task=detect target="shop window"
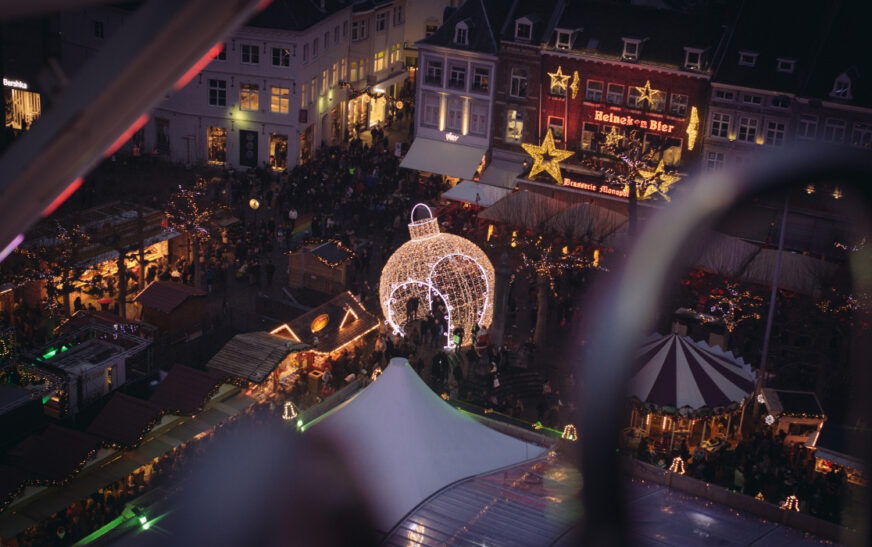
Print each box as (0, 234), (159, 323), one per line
(607, 83), (623, 105)
(208, 79), (226, 106)
(272, 47), (290, 67)
(581, 123), (597, 150)
(737, 117), (757, 142)
(4, 87), (41, 130)
(241, 44), (259, 64)
(710, 112), (730, 138)
(506, 109), (523, 142)
(469, 101), (488, 136)
(240, 83), (259, 111)
(586, 80), (603, 102)
(765, 121), (785, 146)
(510, 68), (527, 98)
(472, 67), (489, 92)
(270, 133), (288, 170)
(547, 116), (564, 142)
(271, 87), (289, 114)
(797, 115), (817, 140)
(669, 93), (688, 117)
(207, 126), (227, 164)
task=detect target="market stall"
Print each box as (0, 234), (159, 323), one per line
(759, 388), (826, 446)
(627, 332), (756, 453)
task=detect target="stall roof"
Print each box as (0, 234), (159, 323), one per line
(763, 389), (825, 418)
(86, 393), (164, 449)
(135, 281), (208, 314)
(206, 332), (307, 384)
(8, 425), (100, 483)
(149, 364), (226, 415)
(479, 158), (523, 189)
(400, 137), (486, 180)
(271, 291), (378, 355)
(308, 240), (354, 267)
(441, 181), (511, 208)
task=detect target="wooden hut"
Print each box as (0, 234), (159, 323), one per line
(206, 331), (309, 385)
(287, 240), (355, 294)
(135, 281), (208, 338)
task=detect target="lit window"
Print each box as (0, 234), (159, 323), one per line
(710, 112), (730, 138)
(510, 69), (527, 98)
(240, 83), (259, 111)
(622, 38), (641, 61)
(797, 115), (817, 140)
(472, 67), (489, 92)
(207, 126), (227, 164)
(374, 51), (386, 72)
(301, 84), (307, 107)
(547, 116), (565, 141)
(555, 31), (571, 50)
(823, 119), (846, 143)
(506, 109), (523, 142)
(738, 51), (757, 67)
(272, 47), (290, 67)
(737, 117), (758, 142)
(208, 79), (226, 106)
(706, 151), (725, 171)
(669, 93), (688, 117)
(350, 61), (358, 82)
(607, 83), (623, 105)
(585, 80), (603, 102)
(271, 87), (289, 113)
(241, 44), (259, 64)
(322, 70), (328, 92)
(376, 12), (387, 32)
(776, 58), (795, 73)
(515, 21), (532, 41)
(765, 121), (785, 146)
(310, 77), (316, 102)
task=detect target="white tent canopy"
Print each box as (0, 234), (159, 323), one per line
(441, 181), (511, 207)
(400, 138), (486, 180)
(309, 358), (545, 532)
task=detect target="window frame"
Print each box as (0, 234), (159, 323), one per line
(449, 64), (467, 90)
(796, 115), (817, 140)
(515, 20), (532, 41)
(208, 79), (227, 106)
(241, 44), (259, 64)
(765, 120), (785, 146)
(622, 38), (641, 61)
(606, 83), (624, 105)
(239, 82), (259, 111)
(271, 47), (290, 67)
(669, 93), (688, 117)
(684, 48), (703, 70)
(585, 80), (603, 102)
(270, 86), (290, 114)
(425, 59), (443, 86)
(510, 68), (528, 98)
(375, 12), (387, 32)
(556, 31), (571, 50)
(472, 66), (490, 93)
(737, 117), (758, 142)
(710, 112), (730, 138)
(823, 118), (846, 143)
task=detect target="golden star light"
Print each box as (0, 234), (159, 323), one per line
(570, 70), (580, 99)
(548, 66), (570, 94)
(634, 80), (663, 108)
(522, 129), (575, 184)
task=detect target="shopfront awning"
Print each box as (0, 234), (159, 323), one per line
(400, 138), (486, 180)
(479, 159), (523, 189)
(442, 181), (511, 208)
(372, 70), (408, 93)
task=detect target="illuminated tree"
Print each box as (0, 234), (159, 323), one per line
(165, 177), (222, 289)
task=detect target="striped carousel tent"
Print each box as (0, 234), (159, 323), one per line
(630, 333), (756, 412)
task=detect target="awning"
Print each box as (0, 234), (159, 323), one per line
(400, 137), (486, 180)
(372, 70), (408, 93)
(479, 159), (523, 189)
(442, 181), (511, 207)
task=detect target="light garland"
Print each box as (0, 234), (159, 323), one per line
(282, 401), (298, 421)
(668, 456), (686, 475)
(379, 204), (494, 349)
(570, 70), (580, 99)
(686, 106), (699, 151)
(698, 281), (764, 332)
(561, 424), (577, 441)
(522, 129), (575, 184)
(779, 495), (800, 511)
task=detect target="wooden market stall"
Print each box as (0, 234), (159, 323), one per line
(205, 331), (309, 388)
(134, 281), (207, 339)
(287, 240), (355, 295)
(760, 388), (826, 446)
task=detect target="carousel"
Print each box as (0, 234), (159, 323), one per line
(626, 333), (756, 453)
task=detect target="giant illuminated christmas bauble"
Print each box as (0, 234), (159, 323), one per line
(380, 204), (494, 348)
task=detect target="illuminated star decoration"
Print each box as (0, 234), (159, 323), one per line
(548, 66), (570, 94)
(637, 160), (681, 201)
(686, 106), (699, 150)
(604, 130), (623, 149)
(570, 70), (580, 99)
(634, 80), (663, 108)
(521, 129), (575, 184)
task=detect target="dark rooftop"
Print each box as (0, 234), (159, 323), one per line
(135, 280), (207, 314)
(86, 393), (164, 449)
(149, 364), (225, 415)
(7, 425), (99, 483)
(247, 0), (352, 32)
(418, 0), (515, 56)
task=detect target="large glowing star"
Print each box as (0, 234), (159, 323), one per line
(634, 80), (663, 108)
(547, 66), (570, 94)
(522, 129), (575, 184)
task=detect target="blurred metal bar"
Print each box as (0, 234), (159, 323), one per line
(577, 148), (872, 547)
(0, 0), (265, 254)
(0, 0), (117, 20)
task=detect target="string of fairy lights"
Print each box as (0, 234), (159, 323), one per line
(699, 281), (765, 332)
(513, 233), (606, 296)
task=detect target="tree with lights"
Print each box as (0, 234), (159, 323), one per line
(165, 178), (222, 289)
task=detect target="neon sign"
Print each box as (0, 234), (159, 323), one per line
(2, 78), (28, 90)
(593, 110), (674, 133)
(561, 177), (629, 198)
(445, 132), (460, 142)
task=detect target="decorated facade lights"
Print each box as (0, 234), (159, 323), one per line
(379, 204), (494, 348)
(700, 281), (764, 332)
(561, 424), (578, 441)
(601, 130), (678, 202)
(282, 401), (298, 421)
(779, 495), (800, 511)
(764, 414), (776, 426)
(686, 106), (699, 151)
(521, 129), (575, 184)
(633, 80), (664, 109)
(668, 457), (686, 475)
(570, 70), (580, 99)
(547, 66), (570, 95)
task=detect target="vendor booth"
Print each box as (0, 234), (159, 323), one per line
(759, 388), (826, 446)
(287, 240), (355, 295)
(627, 333), (756, 453)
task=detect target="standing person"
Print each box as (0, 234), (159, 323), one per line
(287, 207), (298, 235)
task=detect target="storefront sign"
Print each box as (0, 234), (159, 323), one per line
(445, 132), (460, 142)
(2, 78), (28, 90)
(593, 110), (674, 133)
(561, 177), (629, 198)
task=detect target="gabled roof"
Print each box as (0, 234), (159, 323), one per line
(8, 425), (99, 483)
(499, 0), (563, 45)
(206, 332), (308, 384)
(418, 0), (514, 55)
(310, 358), (546, 531)
(86, 393), (164, 449)
(149, 364), (226, 415)
(135, 281), (207, 314)
(549, 0), (729, 73)
(271, 291), (378, 355)
(247, 0), (351, 31)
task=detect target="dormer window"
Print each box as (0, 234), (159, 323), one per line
(684, 48), (704, 70)
(515, 18), (532, 41)
(830, 73), (852, 100)
(454, 21), (469, 45)
(738, 51), (758, 67)
(776, 58), (796, 73)
(556, 30), (572, 50)
(622, 38), (642, 61)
